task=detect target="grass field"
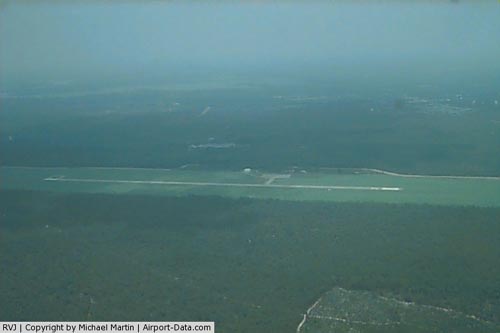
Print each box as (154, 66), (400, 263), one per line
(1, 166), (499, 207)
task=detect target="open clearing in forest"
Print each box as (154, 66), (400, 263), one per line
(1, 166), (499, 207)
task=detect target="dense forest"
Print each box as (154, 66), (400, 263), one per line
(2, 3), (500, 332)
(1, 79), (500, 176)
(1, 189), (499, 332)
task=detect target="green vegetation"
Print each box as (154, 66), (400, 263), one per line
(1, 4), (499, 332)
(1, 190), (499, 332)
(1, 78), (499, 332)
(301, 287), (498, 332)
(1, 82), (500, 176)
(2, 166), (499, 207)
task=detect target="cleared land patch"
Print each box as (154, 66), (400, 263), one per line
(298, 287), (498, 333)
(1, 166), (499, 207)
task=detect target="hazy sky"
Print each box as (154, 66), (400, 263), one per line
(1, 1), (499, 83)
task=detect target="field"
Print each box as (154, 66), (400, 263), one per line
(2, 166), (499, 207)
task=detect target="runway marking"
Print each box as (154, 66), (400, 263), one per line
(44, 177), (402, 191)
(4, 165), (498, 180)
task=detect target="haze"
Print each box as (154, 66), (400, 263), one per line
(1, 1), (500, 86)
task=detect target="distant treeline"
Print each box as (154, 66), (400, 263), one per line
(1, 87), (499, 176)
